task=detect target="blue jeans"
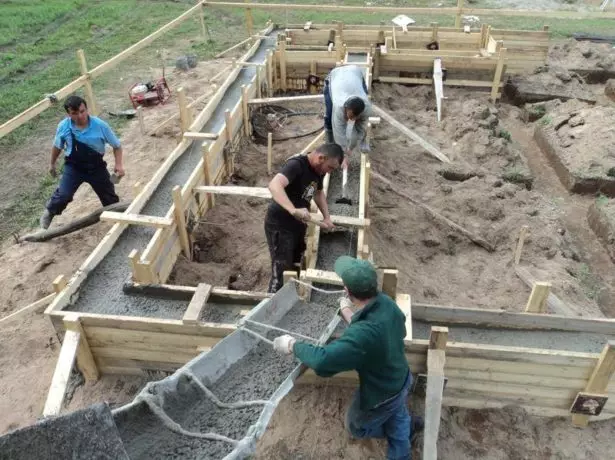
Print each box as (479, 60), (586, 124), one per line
(345, 372), (413, 460)
(46, 163), (119, 216)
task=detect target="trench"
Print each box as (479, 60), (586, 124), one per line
(64, 33), (279, 318)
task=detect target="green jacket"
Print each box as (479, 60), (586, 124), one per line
(294, 292), (409, 410)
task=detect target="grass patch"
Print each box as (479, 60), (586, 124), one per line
(596, 194), (609, 207)
(497, 129), (512, 141)
(539, 115), (553, 125)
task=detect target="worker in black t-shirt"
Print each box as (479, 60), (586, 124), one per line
(265, 143), (344, 293)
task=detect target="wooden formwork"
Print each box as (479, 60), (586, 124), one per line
(41, 25), (615, 428)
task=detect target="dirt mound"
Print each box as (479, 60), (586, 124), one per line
(549, 39), (615, 83)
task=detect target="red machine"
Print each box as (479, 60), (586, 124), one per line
(129, 67), (171, 109)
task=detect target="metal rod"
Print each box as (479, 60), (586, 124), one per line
(239, 326), (274, 345)
(244, 318), (318, 343)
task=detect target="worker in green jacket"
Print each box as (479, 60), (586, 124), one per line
(273, 256), (422, 459)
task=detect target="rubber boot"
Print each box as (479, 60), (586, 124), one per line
(325, 129), (335, 144)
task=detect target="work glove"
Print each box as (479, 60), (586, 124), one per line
(337, 296), (353, 317)
(273, 334), (296, 355)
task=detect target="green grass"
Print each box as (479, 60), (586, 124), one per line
(1, 0), (614, 240)
(596, 194), (610, 207)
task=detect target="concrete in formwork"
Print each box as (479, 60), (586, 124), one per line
(64, 35), (278, 319)
(199, 302), (249, 324)
(327, 154), (361, 217)
(413, 320), (615, 353)
(114, 298), (337, 459)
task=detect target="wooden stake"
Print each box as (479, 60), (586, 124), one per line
(63, 314), (99, 381)
(433, 58), (444, 122)
(199, 3), (211, 40)
(479, 24), (489, 48)
(224, 109), (233, 143)
(241, 85), (250, 136)
(424, 348), (446, 460)
(455, 0), (464, 29)
(279, 35), (288, 91)
(431, 22), (439, 42)
(392, 27), (397, 49)
(525, 282), (551, 313)
(382, 269), (398, 299)
(77, 49), (98, 116)
(43, 329), (80, 417)
(267, 132), (273, 174)
(429, 326), (449, 350)
(172, 186), (191, 260)
(244, 0), (254, 37)
(267, 50), (274, 97)
(255, 66), (262, 99)
(177, 87), (191, 133)
(491, 47), (507, 103)
(365, 161), (371, 206)
(53, 275), (67, 294)
(572, 341), (615, 427)
(309, 60), (317, 94)
(183, 283), (212, 324)
(128, 249), (149, 283)
(202, 144), (214, 209)
(137, 106), (145, 135)
(514, 225), (529, 265)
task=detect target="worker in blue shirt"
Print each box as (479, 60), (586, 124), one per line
(39, 95), (125, 229)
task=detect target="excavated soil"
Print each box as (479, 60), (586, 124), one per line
(588, 199), (615, 263)
(365, 84), (604, 316)
(534, 100), (615, 195)
(549, 39), (615, 83)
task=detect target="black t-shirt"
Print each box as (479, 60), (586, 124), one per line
(266, 154), (324, 228)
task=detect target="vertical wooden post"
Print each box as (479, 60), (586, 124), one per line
(202, 144), (214, 209)
(255, 66), (262, 99)
(53, 274), (67, 294)
(543, 25), (550, 33)
(137, 106), (145, 135)
(525, 281), (551, 313)
(514, 225), (529, 265)
(77, 49), (98, 115)
(241, 85), (250, 136)
(431, 22), (439, 42)
(177, 87), (191, 133)
(454, 0), (464, 29)
(335, 36), (344, 62)
(224, 109), (233, 143)
(63, 314), (99, 381)
(572, 341), (615, 427)
(267, 132), (273, 175)
(424, 326), (448, 460)
(267, 50), (274, 96)
(392, 27), (397, 49)
(365, 161), (371, 206)
(309, 61), (317, 94)
(199, 2), (211, 40)
(382, 269), (398, 299)
(490, 47), (507, 103)
(43, 328), (80, 417)
(172, 186), (191, 260)
(244, 0), (254, 37)
(128, 249), (149, 283)
(279, 35), (287, 91)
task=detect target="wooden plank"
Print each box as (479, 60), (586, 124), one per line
(429, 326), (449, 350)
(183, 283), (213, 325)
(183, 132), (218, 140)
(89, 3), (202, 78)
(433, 58), (444, 122)
(158, 237), (182, 284)
(412, 302), (615, 334)
(194, 185), (272, 198)
(53, 275), (68, 294)
(177, 88), (191, 134)
(241, 84), (250, 136)
(77, 49), (98, 115)
(215, 37), (252, 59)
(491, 48), (507, 102)
(249, 94), (324, 104)
(382, 269), (398, 298)
(573, 341), (615, 427)
(279, 35), (287, 91)
(267, 132), (273, 174)
(397, 293), (412, 341)
(0, 293), (56, 325)
(99, 211), (173, 228)
(91, 346), (198, 364)
(43, 329), (80, 417)
(372, 105), (450, 163)
(424, 349), (446, 460)
(85, 327), (220, 350)
(525, 281), (551, 313)
(63, 314), (99, 381)
(303, 268), (344, 286)
(378, 76), (501, 88)
(172, 186), (191, 259)
(299, 131), (325, 155)
(515, 265), (578, 317)
(513, 225), (529, 265)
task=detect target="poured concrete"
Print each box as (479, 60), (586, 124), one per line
(115, 297), (338, 459)
(413, 320), (615, 354)
(65, 34), (278, 318)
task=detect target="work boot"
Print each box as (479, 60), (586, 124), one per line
(360, 140), (371, 153)
(325, 129), (335, 144)
(39, 209), (54, 229)
(410, 415), (425, 447)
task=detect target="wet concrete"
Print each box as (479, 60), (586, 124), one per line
(413, 320), (615, 354)
(65, 34), (278, 318)
(115, 298), (337, 459)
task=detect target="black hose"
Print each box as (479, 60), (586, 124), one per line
(251, 104), (323, 141)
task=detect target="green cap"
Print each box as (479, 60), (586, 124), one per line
(334, 256), (378, 297)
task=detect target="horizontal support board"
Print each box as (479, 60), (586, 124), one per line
(99, 212), (173, 228)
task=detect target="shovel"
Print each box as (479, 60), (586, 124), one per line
(335, 166), (352, 206)
(392, 14), (415, 33)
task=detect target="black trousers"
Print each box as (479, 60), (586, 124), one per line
(264, 220), (307, 293)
